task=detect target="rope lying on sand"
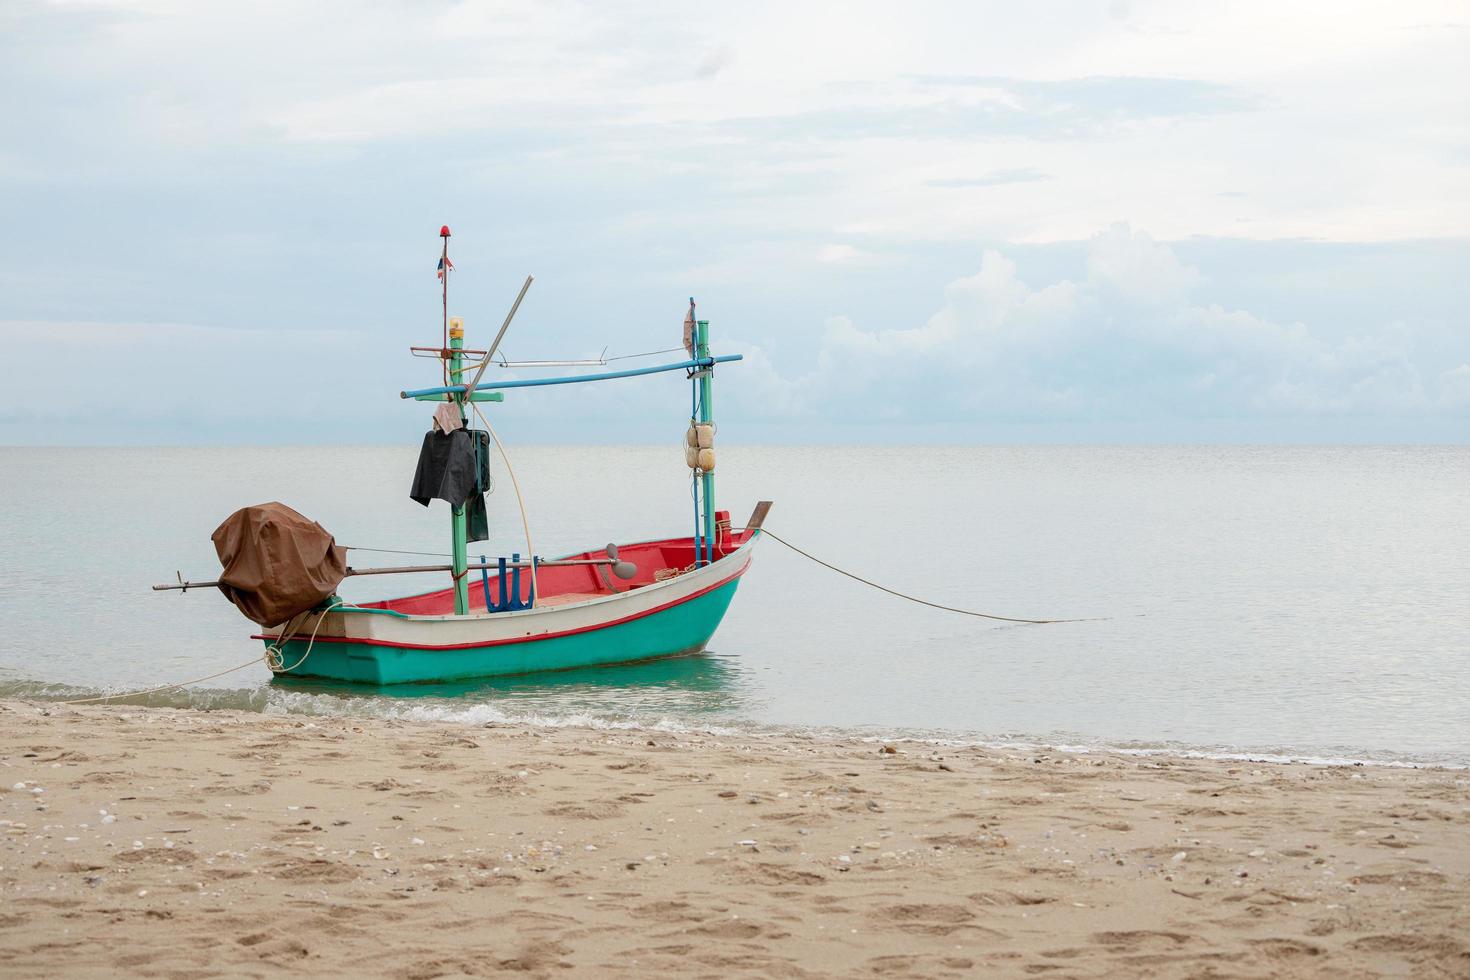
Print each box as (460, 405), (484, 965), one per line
(59, 656), (267, 705)
(757, 528), (1096, 625)
(61, 604), (340, 705)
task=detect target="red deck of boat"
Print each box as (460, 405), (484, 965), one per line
(356, 528), (755, 616)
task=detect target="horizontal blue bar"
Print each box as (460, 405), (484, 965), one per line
(400, 354), (743, 399)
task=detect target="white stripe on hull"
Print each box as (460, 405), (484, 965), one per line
(263, 537), (756, 650)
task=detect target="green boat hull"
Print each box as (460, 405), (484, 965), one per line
(267, 575), (743, 686)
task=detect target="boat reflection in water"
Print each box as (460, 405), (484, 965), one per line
(268, 650), (753, 725)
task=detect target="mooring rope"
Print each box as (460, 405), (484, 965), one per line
(758, 528), (1095, 625)
(62, 604), (341, 705)
(60, 656), (267, 705)
(67, 520), (1086, 707)
(262, 602), (343, 673)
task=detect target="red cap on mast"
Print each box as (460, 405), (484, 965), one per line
(440, 225), (452, 238)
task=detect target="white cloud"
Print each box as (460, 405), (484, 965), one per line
(2, 3), (1467, 444)
(721, 225), (1465, 427)
(1084, 224), (1200, 305)
(5, 1), (1466, 240)
(816, 244), (864, 263)
(0, 319), (376, 442)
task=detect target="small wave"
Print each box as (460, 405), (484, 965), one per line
(7, 678), (1464, 770)
(0, 677), (268, 712)
(0, 678), (117, 702)
(835, 732), (1463, 770)
(260, 688), (751, 737)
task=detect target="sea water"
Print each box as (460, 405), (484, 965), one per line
(0, 445), (1465, 765)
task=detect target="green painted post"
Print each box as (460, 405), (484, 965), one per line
(449, 318), (470, 615)
(695, 319), (716, 559)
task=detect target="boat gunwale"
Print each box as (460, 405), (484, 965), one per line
(255, 558), (750, 653)
(254, 530), (759, 637)
(335, 527), (760, 621)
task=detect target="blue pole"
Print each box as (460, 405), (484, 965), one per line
(401, 354), (743, 399)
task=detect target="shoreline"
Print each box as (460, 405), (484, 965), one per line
(2, 698), (1467, 977)
(5, 680), (1463, 772)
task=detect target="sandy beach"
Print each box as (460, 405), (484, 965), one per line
(0, 700), (1465, 978)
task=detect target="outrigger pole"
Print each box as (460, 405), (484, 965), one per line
(399, 354), (743, 399)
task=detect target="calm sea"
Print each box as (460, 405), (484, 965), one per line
(0, 446), (1465, 765)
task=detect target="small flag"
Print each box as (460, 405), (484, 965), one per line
(437, 256), (455, 281)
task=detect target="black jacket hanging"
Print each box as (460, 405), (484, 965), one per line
(409, 429), (491, 542)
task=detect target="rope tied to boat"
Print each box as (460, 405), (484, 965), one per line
(63, 603), (343, 705)
(60, 656), (268, 705)
(261, 601), (343, 673)
(758, 529), (1098, 625)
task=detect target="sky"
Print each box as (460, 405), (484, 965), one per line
(1, 0), (1467, 444)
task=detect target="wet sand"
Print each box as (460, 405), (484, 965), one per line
(1, 699), (1466, 978)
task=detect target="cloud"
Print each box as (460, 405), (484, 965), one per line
(1084, 225), (1200, 304)
(2, 4), (1467, 445)
(3, 1), (1466, 247)
(721, 75), (1256, 146)
(0, 319), (389, 443)
(722, 225), (1466, 428)
(4, 226), (1466, 445)
(694, 44), (734, 80)
(816, 243), (865, 263)
(910, 74), (1257, 119)
(927, 167), (1051, 188)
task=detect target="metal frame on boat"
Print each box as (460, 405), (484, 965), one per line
(157, 226), (770, 685)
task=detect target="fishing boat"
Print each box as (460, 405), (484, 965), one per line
(156, 225), (770, 685)
(249, 523), (768, 685)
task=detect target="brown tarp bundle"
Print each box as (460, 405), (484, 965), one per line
(211, 502), (347, 627)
